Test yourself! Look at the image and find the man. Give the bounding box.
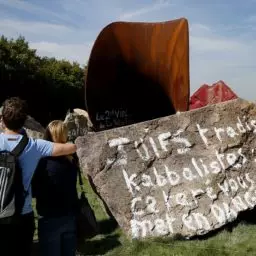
[0,97,77,256]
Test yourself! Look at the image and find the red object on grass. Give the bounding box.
[189,80,238,110]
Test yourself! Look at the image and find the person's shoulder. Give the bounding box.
[32,138,50,144]
[43,156,67,172]
[48,156,74,168]
[28,138,54,157]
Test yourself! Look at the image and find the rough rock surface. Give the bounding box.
[0,115,45,139]
[76,98,256,239]
[64,109,93,142]
[73,108,93,129]
[24,115,45,138]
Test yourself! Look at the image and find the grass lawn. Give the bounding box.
[32,177,256,256]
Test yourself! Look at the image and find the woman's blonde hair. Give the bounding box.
[44,120,68,143]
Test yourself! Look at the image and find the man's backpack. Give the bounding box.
[0,135,28,223]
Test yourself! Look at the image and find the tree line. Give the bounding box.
[0,35,87,126]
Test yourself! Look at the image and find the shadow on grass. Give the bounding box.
[98,218,119,235]
[239,208,256,225]
[32,234,121,256]
[31,241,39,256]
[76,218,120,255]
[77,234,121,255]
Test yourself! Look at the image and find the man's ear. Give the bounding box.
[0,118,6,130]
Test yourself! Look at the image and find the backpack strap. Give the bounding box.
[11,135,29,157]
[78,162,84,193]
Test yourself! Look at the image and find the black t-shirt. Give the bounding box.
[32,155,79,217]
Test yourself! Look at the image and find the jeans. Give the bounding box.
[0,212,35,256]
[38,215,77,256]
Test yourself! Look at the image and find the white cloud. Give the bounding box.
[0,19,71,38]
[119,0,172,20]
[189,23,256,99]
[190,35,244,53]
[30,41,93,65]
[245,15,256,23]
[0,0,72,24]
[0,18,93,62]
[1,0,256,100]
[189,23,211,35]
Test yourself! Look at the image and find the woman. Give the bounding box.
[33,120,79,256]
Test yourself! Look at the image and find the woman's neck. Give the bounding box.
[4,128,19,135]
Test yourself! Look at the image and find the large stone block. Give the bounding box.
[76,98,256,239]
[64,109,93,142]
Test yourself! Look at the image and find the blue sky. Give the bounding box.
[1,0,256,100]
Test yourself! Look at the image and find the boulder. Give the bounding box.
[24,115,45,139]
[0,115,45,139]
[64,109,94,142]
[73,108,93,129]
[76,98,256,239]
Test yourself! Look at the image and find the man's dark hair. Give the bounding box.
[2,97,28,131]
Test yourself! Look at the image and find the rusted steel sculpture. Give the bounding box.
[85,18,190,131]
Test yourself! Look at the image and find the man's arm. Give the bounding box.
[52,142,76,157]
[35,139,76,158]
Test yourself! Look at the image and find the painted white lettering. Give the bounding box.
[155,219,169,235]
[215,150,225,169]
[245,173,255,188]
[122,169,140,195]
[149,137,160,158]
[200,158,210,175]
[171,129,192,154]
[206,186,217,200]
[218,181,229,196]
[193,213,210,231]
[250,120,256,133]
[183,167,196,181]
[162,190,172,211]
[191,189,204,205]
[130,219,153,238]
[153,167,167,187]
[108,137,130,166]
[242,116,251,131]
[135,139,150,161]
[222,202,237,221]
[158,132,171,152]
[232,196,247,211]
[226,126,239,138]
[214,127,225,142]
[182,214,196,230]
[196,124,209,147]
[228,179,238,192]
[211,204,226,224]
[244,191,256,208]
[165,165,180,186]
[191,158,204,177]
[237,148,247,166]
[146,196,159,213]
[131,197,144,216]
[226,153,237,167]
[165,213,176,233]
[237,176,248,189]
[210,161,221,174]
[141,174,154,187]
[236,117,246,133]
[176,193,190,206]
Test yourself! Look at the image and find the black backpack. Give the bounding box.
[0,135,28,223]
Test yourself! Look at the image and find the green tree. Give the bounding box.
[0,35,87,126]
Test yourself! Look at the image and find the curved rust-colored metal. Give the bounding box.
[86,18,190,131]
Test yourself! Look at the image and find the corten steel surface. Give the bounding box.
[85,18,190,131]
